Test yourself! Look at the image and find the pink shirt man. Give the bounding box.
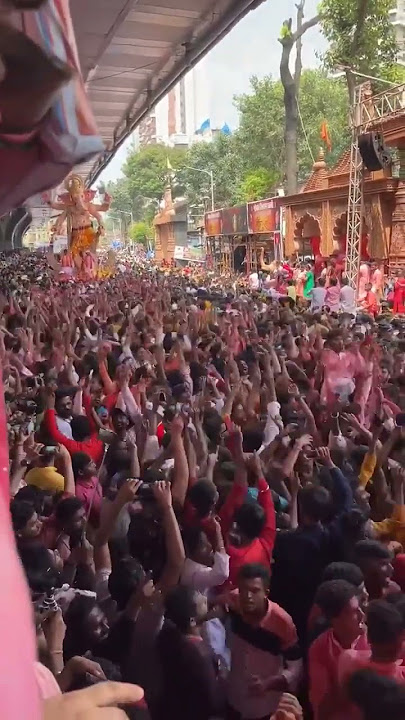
[337,648,405,719]
[339,647,405,685]
[371,266,384,301]
[358,263,370,301]
[325,284,341,313]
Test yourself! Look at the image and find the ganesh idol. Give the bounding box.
[48,174,111,273]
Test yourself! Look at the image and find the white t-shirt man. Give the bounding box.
[181,551,230,668]
[55,416,73,439]
[310,287,326,312]
[340,284,356,314]
[249,272,259,290]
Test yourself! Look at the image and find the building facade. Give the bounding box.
[390,0,405,65]
[137,113,157,148]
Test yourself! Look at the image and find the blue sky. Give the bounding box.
[98,0,324,184]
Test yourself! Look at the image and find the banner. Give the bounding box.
[174,245,205,263]
[248,198,279,234]
[221,205,248,236]
[205,211,222,236]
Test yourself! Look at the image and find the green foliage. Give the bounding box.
[107,70,350,214]
[129,221,154,246]
[123,144,186,206]
[234,75,285,183]
[107,144,185,226]
[234,69,350,184]
[296,71,350,179]
[319,0,398,83]
[236,168,278,202]
[379,63,405,86]
[107,177,133,216]
[178,133,245,210]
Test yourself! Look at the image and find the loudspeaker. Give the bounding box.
[358,132,391,171]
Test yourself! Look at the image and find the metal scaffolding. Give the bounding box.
[345,82,405,293]
[345,85,365,292]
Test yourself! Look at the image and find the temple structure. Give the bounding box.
[279,84,405,274]
[153,185,188,263]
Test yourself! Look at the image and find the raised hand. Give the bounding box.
[295,433,313,450]
[314,446,334,467]
[170,414,184,437]
[116,479,142,505]
[152,480,173,509]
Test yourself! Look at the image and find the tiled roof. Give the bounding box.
[301,149,328,192]
[329,148,351,176]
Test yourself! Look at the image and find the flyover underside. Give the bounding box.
[71,0,265,185]
[0,209,32,252]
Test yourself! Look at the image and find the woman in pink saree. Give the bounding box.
[393,271,405,314]
[295,265,307,300]
[358,262,370,302]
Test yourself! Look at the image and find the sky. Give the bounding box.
[98,0,325,185]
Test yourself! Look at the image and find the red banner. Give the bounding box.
[205,211,222,236]
[248,198,279,234]
[221,205,249,235]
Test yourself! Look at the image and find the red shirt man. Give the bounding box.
[44,408,104,466]
[219,477,276,590]
[308,580,367,720]
[361,284,379,317]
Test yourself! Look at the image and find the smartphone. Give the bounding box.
[247,487,259,502]
[395,412,405,428]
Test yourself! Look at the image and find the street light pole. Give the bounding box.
[110,210,134,249]
[209,170,214,213]
[184,165,215,211]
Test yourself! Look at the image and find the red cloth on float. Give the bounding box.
[310,236,321,257]
[361,234,370,260]
[314,255,325,277]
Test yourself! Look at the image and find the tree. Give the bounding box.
[234,69,350,187]
[234,76,285,182]
[279,1,319,194]
[178,133,245,209]
[129,220,154,246]
[236,168,279,202]
[297,71,350,180]
[106,144,186,227]
[123,144,186,207]
[319,0,398,101]
[107,177,133,216]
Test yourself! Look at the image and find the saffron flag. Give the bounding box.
[320,121,332,152]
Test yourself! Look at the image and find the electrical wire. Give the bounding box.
[89,61,158,84]
[296,94,315,162]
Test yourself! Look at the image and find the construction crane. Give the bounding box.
[345,80,405,293]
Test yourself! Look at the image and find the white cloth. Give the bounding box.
[143,435,160,463]
[181,553,230,669]
[249,272,259,290]
[258,401,282,455]
[339,285,356,315]
[181,553,229,594]
[55,415,72,439]
[310,287,326,312]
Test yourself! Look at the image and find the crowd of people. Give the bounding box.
[2,247,405,720]
[254,253,405,317]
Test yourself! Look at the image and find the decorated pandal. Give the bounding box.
[280,84,405,275]
[204,198,281,275]
[48,174,111,279]
[278,147,394,273]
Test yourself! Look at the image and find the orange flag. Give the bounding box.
[320,121,332,152]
